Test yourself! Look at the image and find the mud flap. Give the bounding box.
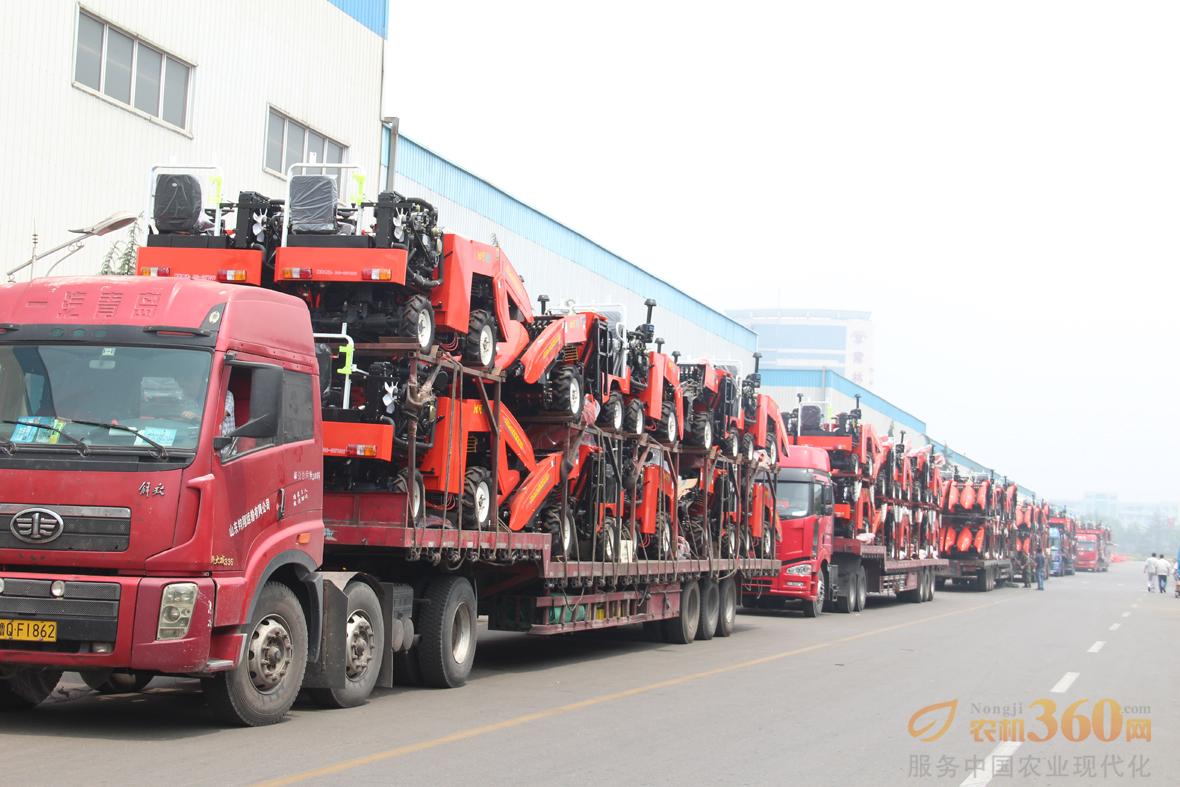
[302,577,349,690]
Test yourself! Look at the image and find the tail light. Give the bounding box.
[280,268,314,280]
[362,268,393,281]
[217,269,248,282]
[140,266,171,277]
[346,444,379,458]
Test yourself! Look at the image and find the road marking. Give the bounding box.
[1121,611,1131,618]
[258,599,1008,786]
[960,741,1022,786]
[1050,672,1079,693]
[1088,641,1105,653]
[1109,623,1120,631]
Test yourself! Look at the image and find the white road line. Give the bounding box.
[1122,611,1131,618]
[1109,623,1121,631]
[1088,641,1105,653]
[1050,672,1079,693]
[959,741,1023,786]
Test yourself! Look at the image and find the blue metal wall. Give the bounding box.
[329,0,387,37]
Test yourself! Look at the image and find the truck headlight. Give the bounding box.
[784,563,813,576]
[157,583,198,641]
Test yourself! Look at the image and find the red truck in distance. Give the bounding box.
[1074,526,1111,572]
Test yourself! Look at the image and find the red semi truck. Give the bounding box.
[0,166,779,724]
[1047,511,1077,576]
[1074,526,1111,571]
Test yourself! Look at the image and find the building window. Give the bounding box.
[265,108,347,178]
[73,10,192,129]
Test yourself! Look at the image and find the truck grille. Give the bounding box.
[0,504,131,552]
[0,578,120,647]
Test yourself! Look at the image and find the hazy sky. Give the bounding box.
[385,1,1180,503]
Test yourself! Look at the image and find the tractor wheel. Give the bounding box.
[715,577,737,637]
[463,309,497,369]
[418,575,477,688]
[696,579,720,641]
[802,570,825,618]
[596,518,619,562]
[720,527,737,559]
[662,581,701,644]
[549,366,584,419]
[392,468,425,523]
[597,393,624,431]
[691,414,713,450]
[0,669,62,710]
[400,294,435,352]
[203,582,308,726]
[766,437,778,466]
[462,466,493,529]
[722,432,739,458]
[625,399,645,436]
[309,581,385,709]
[659,401,678,443]
[740,433,755,463]
[542,506,573,560]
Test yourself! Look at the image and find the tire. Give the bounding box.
[542,506,573,560]
[463,309,497,369]
[855,567,867,611]
[309,581,385,709]
[803,569,824,618]
[400,294,435,352]
[927,569,936,601]
[659,401,678,443]
[597,393,624,431]
[203,582,308,726]
[462,466,493,529]
[766,437,778,466]
[392,468,425,523]
[715,578,737,637]
[0,669,62,710]
[740,433,755,463]
[549,366,584,419]
[663,581,701,644]
[902,571,922,603]
[596,518,618,561]
[691,414,713,449]
[696,579,720,641]
[721,432,739,459]
[720,526,737,559]
[625,399,645,436]
[418,575,477,689]
[80,670,153,694]
[835,576,855,613]
[644,513,672,559]
[761,523,776,559]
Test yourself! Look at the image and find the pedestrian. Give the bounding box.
[1034,549,1045,591]
[1145,553,1158,592]
[1019,551,1032,588]
[1157,554,1171,594]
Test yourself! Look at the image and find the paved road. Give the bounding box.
[1,561,1171,786]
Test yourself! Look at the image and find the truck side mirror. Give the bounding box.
[214,364,282,451]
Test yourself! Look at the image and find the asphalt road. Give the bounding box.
[1,561,1172,786]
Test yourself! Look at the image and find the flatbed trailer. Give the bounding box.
[936,556,1014,591]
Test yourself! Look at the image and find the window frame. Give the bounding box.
[71,7,194,136]
[218,367,316,464]
[263,107,348,181]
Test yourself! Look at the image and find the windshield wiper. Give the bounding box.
[1,419,90,456]
[67,418,170,459]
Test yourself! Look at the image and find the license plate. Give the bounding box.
[0,619,57,642]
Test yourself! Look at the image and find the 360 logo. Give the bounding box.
[909,700,958,742]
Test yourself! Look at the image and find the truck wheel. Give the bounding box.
[309,582,385,709]
[597,393,624,431]
[0,668,62,710]
[204,582,308,726]
[696,579,719,641]
[418,575,477,688]
[463,309,497,369]
[80,670,153,694]
[691,414,713,449]
[855,567,867,611]
[803,570,825,618]
[663,580,701,644]
[549,367,584,419]
[462,466,493,529]
[926,569,936,601]
[626,399,645,436]
[400,294,435,352]
[392,468,425,524]
[835,577,855,613]
[715,577,737,637]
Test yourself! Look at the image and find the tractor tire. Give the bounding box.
[549,366,584,419]
[644,512,672,559]
[715,577,737,637]
[802,570,825,618]
[766,436,778,466]
[542,506,573,560]
[309,581,385,709]
[625,399,645,436]
[696,579,720,641]
[597,393,624,431]
[418,575,478,689]
[399,294,435,352]
[463,309,497,369]
[659,401,678,443]
[596,518,619,562]
[663,581,701,644]
[392,468,425,524]
[722,432,739,459]
[740,433,755,463]
[0,669,62,710]
[691,413,713,449]
[203,582,307,726]
[80,670,153,694]
[462,466,493,529]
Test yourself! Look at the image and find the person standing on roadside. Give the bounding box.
[1157,554,1171,594]
[1145,553,1158,592]
[1034,549,1045,591]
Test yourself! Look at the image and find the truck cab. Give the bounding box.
[1075,528,1109,572]
[0,276,325,720]
[741,445,833,617]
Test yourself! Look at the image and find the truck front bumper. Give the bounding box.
[742,567,818,601]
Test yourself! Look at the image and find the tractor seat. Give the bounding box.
[801,405,823,431]
[153,174,204,234]
[289,175,339,234]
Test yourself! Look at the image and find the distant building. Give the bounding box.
[728,308,876,386]
[1069,493,1179,529]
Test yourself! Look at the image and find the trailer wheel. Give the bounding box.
[626,399,645,436]
[462,467,493,529]
[400,294,436,352]
[855,566,867,611]
[80,670,153,694]
[392,468,425,524]
[203,582,308,726]
[597,393,625,431]
[0,668,62,710]
[418,575,477,688]
[309,581,385,709]
[696,579,719,641]
[691,413,713,449]
[715,577,737,637]
[802,570,825,618]
[549,366,584,419]
[663,581,701,644]
[463,309,497,369]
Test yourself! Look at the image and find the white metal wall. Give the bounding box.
[0,0,384,278]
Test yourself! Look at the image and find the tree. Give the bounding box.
[98,216,142,275]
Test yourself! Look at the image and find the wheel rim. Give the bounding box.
[344,610,376,680]
[568,378,582,415]
[666,411,677,442]
[701,420,713,449]
[611,403,623,431]
[632,408,644,436]
[416,309,433,350]
[659,521,672,557]
[478,325,495,367]
[451,603,474,664]
[768,441,777,465]
[409,477,423,519]
[473,481,491,526]
[248,614,294,694]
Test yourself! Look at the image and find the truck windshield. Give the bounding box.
[0,344,211,452]
[776,480,813,518]
[1078,535,1097,544]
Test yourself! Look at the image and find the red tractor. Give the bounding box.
[739,353,788,465]
[677,357,743,455]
